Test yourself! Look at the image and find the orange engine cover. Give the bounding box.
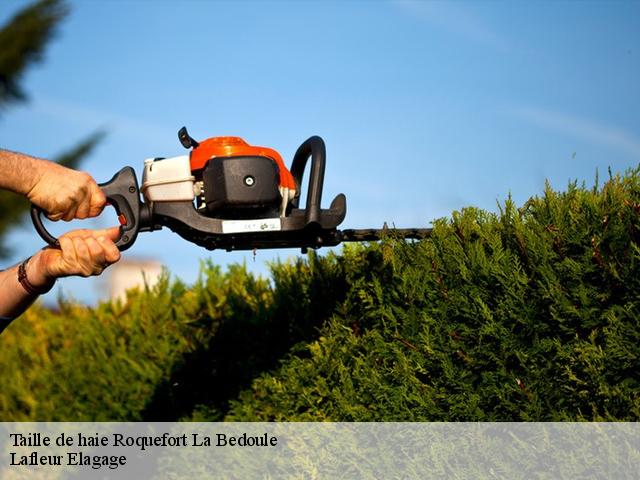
[190,136,296,190]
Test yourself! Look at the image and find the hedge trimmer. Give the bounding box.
[31,127,432,252]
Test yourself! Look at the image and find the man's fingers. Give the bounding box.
[74,182,91,217]
[88,186,107,217]
[90,227,121,242]
[62,229,94,239]
[57,236,73,261]
[84,237,107,274]
[75,194,92,220]
[95,228,121,265]
[45,198,71,221]
[62,227,120,244]
[62,199,80,222]
[97,235,121,264]
[85,236,106,262]
[46,212,64,222]
[72,237,92,277]
[57,236,78,276]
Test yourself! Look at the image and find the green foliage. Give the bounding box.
[226,167,640,421]
[0,273,193,420]
[142,252,352,420]
[0,167,639,421]
[0,253,350,421]
[0,0,68,109]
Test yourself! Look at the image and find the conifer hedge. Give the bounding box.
[0,256,351,421]
[0,167,638,421]
[225,167,640,421]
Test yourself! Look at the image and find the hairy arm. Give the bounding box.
[0,148,106,220]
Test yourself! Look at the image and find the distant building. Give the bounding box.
[107,258,163,301]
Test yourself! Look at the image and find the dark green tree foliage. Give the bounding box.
[226,168,640,421]
[0,0,67,109]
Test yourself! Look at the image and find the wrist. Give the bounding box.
[27,250,57,288]
[23,157,48,198]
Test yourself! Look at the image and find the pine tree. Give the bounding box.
[0,0,104,259]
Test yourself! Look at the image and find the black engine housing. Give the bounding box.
[201,155,280,218]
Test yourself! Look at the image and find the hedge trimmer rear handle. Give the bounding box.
[30,167,145,252]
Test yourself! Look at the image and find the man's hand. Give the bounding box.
[26,161,106,221]
[31,228,121,285]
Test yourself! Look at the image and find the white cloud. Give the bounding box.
[510,105,640,159]
[394,0,509,51]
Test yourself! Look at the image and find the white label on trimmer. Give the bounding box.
[221,218,282,234]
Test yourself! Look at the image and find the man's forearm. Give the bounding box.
[0,148,45,196]
[0,250,55,321]
[0,265,38,324]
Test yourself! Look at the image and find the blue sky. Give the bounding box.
[2,0,639,304]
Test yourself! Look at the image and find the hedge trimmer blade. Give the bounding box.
[338,225,433,243]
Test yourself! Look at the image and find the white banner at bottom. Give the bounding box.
[1,422,638,479]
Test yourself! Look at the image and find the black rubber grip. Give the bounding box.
[30,167,142,252]
[290,136,326,226]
